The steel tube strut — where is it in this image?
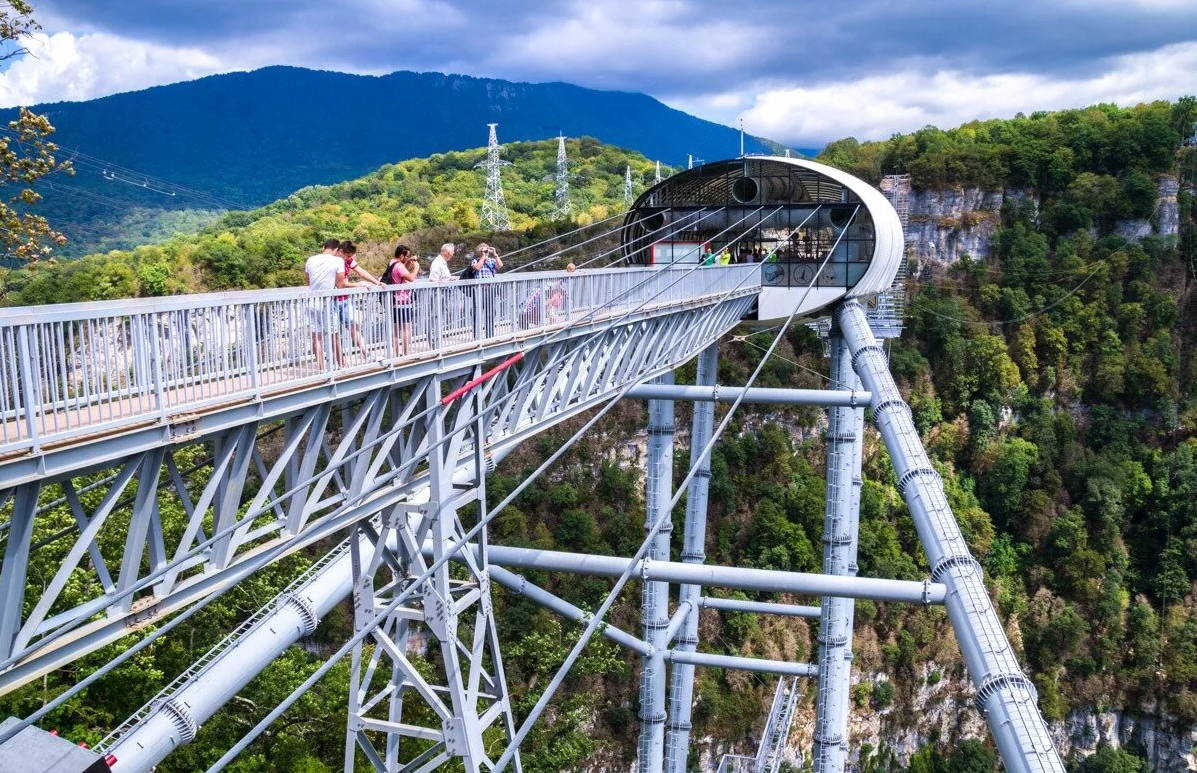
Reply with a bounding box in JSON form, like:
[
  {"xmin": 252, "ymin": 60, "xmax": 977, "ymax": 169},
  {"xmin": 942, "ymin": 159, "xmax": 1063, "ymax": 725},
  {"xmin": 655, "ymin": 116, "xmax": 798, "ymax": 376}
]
[
  {"xmin": 626, "ymin": 384, "xmax": 871, "ymax": 407},
  {"xmin": 489, "ymin": 566, "xmax": 651, "ymax": 656},
  {"xmin": 470, "ymin": 546, "xmax": 946, "ymax": 604},
  {"xmin": 661, "ymin": 651, "xmax": 818, "ymax": 678},
  {"xmin": 664, "ymin": 344, "xmax": 716, "ymax": 773},
  {"xmin": 813, "ymin": 336, "xmax": 864, "ymax": 773},
  {"xmin": 698, "ymin": 597, "xmax": 821, "ymax": 618},
  {"xmin": 640, "ymin": 372, "xmax": 674, "ymax": 773},
  {"xmin": 836, "ymin": 299, "xmax": 1064, "ymax": 773}
]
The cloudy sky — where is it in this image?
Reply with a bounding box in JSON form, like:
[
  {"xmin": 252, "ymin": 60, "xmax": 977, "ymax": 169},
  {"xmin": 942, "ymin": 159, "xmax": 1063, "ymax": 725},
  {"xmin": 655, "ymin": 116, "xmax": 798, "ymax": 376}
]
[{"xmin": 1, "ymin": 0, "xmax": 1195, "ymax": 147}]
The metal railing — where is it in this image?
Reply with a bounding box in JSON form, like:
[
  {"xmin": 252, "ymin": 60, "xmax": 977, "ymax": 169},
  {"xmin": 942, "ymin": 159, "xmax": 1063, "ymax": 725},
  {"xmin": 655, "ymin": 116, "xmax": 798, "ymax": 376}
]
[{"xmin": 0, "ymin": 265, "xmax": 761, "ymax": 456}]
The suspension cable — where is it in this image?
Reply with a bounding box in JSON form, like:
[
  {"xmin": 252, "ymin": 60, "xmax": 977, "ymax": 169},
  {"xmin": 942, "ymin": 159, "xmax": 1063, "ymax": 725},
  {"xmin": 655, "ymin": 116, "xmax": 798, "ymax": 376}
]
[
  {"xmin": 196, "ymin": 223, "xmax": 790, "ymax": 773},
  {"xmin": 501, "ymin": 210, "xmax": 641, "ymax": 272},
  {"xmin": 3, "ymin": 203, "xmax": 789, "ymax": 749},
  {"xmin": 0, "ymin": 208, "xmax": 767, "ymax": 676},
  {"xmin": 488, "ymin": 209, "xmax": 838, "ymax": 773},
  {"xmin": 573, "ymin": 206, "xmax": 734, "ymax": 270}
]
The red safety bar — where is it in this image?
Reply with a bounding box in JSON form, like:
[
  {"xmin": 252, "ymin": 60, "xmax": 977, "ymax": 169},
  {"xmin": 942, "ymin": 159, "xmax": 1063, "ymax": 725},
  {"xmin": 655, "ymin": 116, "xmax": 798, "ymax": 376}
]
[{"xmin": 440, "ymin": 352, "xmax": 526, "ymax": 406}]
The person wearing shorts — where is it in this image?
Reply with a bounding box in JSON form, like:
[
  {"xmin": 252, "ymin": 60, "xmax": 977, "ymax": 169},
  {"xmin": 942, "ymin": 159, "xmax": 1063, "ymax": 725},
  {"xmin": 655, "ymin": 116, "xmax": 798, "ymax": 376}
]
[
  {"xmin": 336, "ymin": 240, "xmax": 385, "ymax": 365},
  {"xmin": 305, "ymin": 238, "xmax": 348, "ymax": 369}
]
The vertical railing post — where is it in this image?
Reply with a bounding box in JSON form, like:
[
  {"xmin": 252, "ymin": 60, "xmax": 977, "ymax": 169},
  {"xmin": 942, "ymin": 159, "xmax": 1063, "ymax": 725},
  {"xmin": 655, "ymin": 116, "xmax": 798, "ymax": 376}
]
[
  {"xmin": 16, "ymin": 326, "xmax": 40, "ymax": 452},
  {"xmin": 149, "ymin": 315, "xmax": 168, "ymax": 421},
  {"xmin": 473, "ymin": 282, "xmax": 483, "ymax": 341},
  {"xmin": 434, "ymin": 287, "xmax": 445, "ymax": 350},
  {"xmin": 246, "ymin": 306, "xmax": 261, "ymax": 397}
]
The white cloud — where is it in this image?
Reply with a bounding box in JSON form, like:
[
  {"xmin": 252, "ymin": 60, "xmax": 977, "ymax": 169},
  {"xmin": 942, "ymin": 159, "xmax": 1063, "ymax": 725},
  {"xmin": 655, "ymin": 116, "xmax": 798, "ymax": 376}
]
[
  {"xmin": 0, "ymin": 31, "xmax": 225, "ymax": 107},
  {"xmin": 736, "ymin": 41, "xmax": 1197, "ymax": 147},
  {"xmin": 486, "ymin": 0, "xmax": 766, "ymax": 85}
]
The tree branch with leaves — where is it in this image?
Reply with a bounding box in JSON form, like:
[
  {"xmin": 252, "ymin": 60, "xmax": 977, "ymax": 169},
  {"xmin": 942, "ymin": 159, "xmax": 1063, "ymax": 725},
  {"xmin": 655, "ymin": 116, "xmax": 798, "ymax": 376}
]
[{"xmin": 0, "ymin": 0, "xmax": 72, "ymax": 263}]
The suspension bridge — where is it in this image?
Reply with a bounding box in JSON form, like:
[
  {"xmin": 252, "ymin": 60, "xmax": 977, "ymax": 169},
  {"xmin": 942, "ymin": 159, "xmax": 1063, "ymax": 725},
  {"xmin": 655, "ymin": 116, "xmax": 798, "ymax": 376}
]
[{"xmin": 0, "ymin": 157, "xmax": 1063, "ymax": 773}]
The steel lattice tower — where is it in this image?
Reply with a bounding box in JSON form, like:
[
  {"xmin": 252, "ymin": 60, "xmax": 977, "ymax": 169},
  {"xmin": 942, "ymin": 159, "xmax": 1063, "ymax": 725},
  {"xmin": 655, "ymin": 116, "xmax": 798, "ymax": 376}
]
[
  {"xmin": 550, "ymin": 134, "xmax": 572, "ymax": 221},
  {"xmin": 624, "ymin": 165, "xmax": 635, "ymax": 208},
  {"xmin": 477, "ymin": 123, "xmax": 512, "ymax": 231},
  {"xmin": 654, "ymin": 161, "xmax": 662, "ymax": 185}
]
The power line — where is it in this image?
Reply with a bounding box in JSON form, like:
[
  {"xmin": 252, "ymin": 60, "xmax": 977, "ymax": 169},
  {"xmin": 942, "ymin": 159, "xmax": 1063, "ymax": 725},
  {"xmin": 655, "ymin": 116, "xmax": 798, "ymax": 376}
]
[{"xmin": 908, "ymin": 260, "xmax": 1108, "ymax": 326}]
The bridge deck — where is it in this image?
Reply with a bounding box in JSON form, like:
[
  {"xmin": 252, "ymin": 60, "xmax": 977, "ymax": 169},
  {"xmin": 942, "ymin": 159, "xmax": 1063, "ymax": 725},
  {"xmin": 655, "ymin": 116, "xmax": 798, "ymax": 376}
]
[{"xmin": 0, "ymin": 266, "xmax": 760, "ymax": 458}]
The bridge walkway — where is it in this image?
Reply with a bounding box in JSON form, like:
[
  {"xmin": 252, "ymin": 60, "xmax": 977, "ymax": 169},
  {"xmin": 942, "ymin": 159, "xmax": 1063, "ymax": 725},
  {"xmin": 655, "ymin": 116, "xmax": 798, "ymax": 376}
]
[{"xmin": 0, "ymin": 266, "xmax": 760, "ymax": 468}]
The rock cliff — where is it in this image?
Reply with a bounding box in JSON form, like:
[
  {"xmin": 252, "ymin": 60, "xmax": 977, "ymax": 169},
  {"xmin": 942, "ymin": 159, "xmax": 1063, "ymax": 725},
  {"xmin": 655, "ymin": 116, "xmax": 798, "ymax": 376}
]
[{"xmin": 905, "ymin": 176, "xmax": 1179, "ymax": 264}]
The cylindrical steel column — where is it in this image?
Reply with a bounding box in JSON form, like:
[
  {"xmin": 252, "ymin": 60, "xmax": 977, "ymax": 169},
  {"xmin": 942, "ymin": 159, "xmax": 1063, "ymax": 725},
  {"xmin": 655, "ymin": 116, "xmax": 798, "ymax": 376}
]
[
  {"xmin": 664, "ymin": 345, "xmax": 717, "ymax": 773},
  {"xmin": 640, "ymin": 372, "xmax": 675, "ymax": 773},
  {"xmin": 837, "ymin": 299, "xmax": 1064, "ymax": 773},
  {"xmin": 813, "ymin": 336, "xmax": 864, "ymax": 773}
]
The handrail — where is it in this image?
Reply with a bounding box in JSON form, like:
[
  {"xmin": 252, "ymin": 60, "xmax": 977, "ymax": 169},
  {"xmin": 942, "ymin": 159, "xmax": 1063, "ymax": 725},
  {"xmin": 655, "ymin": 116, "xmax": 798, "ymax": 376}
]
[
  {"xmin": 0, "ymin": 267, "xmax": 602, "ymax": 325},
  {"xmin": 0, "ymin": 266, "xmax": 762, "ymax": 456}
]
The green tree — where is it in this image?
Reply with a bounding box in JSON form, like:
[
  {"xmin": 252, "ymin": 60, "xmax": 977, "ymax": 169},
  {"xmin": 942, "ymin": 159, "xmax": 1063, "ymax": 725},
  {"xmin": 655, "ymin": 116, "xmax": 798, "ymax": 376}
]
[{"xmin": 0, "ymin": 1, "xmax": 73, "ymax": 265}]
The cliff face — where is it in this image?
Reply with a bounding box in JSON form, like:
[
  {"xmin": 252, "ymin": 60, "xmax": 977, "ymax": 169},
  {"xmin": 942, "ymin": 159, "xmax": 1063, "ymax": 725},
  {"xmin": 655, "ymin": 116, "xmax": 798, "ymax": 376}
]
[
  {"xmin": 689, "ymin": 670, "xmax": 1197, "ymax": 773},
  {"xmin": 905, "ymin": 176, "xmax": 1180, "ymax": 264}
]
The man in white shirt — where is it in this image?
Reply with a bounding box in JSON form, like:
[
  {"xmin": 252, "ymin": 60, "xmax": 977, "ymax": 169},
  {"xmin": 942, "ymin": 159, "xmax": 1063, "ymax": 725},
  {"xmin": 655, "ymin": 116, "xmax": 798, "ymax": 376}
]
[
  {"xmin": 429, "ymin": 243, "xmax": 455, "ymax": 283},
  {"xmin": 305, "ymin": 238, "xmax": 349, "ymax": 369}
]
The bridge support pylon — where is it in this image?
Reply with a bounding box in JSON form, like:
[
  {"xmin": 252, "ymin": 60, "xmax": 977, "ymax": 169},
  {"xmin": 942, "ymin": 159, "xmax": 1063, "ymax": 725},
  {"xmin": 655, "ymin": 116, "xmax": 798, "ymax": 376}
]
[
  {"xmin": 640, "ymin": 372, "xmax": 676, "ymax": 773},
  {"xmin": 812, "ymin": 335, "xmax": 864, "ymax": 773},
  {"xmin": 342, "ymin": 373, "xmax": 521, "ymax": 773},
  {"xmin": 664, "ymin": 344, "xmax": 718, "ymax": 773},
  {"xmin": 837, "ymin": 299, "xmax": 1065, "ymax": 773}
]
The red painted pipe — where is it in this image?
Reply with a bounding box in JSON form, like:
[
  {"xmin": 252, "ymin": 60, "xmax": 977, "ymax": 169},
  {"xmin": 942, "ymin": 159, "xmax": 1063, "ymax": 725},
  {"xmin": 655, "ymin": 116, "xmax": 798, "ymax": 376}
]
[{"xmin": 441, "ymin": 352, "xmax": 525, "ymax": 406}]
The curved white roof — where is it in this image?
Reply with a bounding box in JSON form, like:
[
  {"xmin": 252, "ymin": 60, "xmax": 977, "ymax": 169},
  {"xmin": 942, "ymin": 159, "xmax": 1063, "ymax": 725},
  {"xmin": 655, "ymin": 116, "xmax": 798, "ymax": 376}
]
[{"xmin": 752, "ymin": 156, "xmax": 904, "ymax": 299}]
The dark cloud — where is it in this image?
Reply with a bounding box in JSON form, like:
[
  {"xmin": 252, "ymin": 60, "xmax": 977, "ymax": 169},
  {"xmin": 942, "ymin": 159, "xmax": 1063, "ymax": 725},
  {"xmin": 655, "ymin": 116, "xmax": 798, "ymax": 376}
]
[{"xmin": 37, "ymin": 0, "xmax": 1197, "ymax": 98}]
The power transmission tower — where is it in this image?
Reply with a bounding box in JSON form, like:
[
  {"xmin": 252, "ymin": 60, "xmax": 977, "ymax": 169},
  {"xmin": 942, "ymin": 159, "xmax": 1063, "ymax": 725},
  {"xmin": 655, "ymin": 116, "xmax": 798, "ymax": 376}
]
[
  {"xmin": 624, "ymin": 165, "xmax": 635, "ymax": 208},
  {"xmin": 477, "ymin": 123, "xmax": 512, "ymax": 231},
  {"xmin": 551, "ymin": 134, "xmax": 572, "ymax": 221},
  {"xmin": 654, "ymin": 161, "xmax": 662, "ymax": 185}
]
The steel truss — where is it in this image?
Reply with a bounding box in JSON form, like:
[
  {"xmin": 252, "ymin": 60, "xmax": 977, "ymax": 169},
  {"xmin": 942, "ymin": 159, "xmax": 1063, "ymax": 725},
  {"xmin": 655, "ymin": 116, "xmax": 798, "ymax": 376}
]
[
  {"xmin": 0, "ymin": 293, "xmax": 1066, "ymax": 773},
  {"xmin": 342, "ymin": 374, "xmax": 520, "ymax": 773},
  {"xmin": 0, "ymin": 295, "xmax": 754, "ymax": 696}
]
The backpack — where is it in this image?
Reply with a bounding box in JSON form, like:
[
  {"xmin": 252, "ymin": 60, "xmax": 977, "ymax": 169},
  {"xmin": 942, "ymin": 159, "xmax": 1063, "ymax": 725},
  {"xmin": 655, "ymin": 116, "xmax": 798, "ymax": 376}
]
[{"xmin": 459, "ymin": 264, "xmax": 477, "ymax": 281}]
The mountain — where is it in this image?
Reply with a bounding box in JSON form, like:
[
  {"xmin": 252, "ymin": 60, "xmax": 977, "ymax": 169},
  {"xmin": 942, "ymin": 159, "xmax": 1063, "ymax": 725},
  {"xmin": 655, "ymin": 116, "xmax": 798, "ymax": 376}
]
[{"xmin": 9, "ymin": 66, "xmax": 788, "ymax": 257}]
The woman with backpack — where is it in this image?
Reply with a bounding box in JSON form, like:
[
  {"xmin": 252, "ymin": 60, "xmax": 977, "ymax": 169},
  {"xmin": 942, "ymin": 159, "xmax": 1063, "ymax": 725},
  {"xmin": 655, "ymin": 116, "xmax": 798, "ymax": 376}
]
[{"xmin": 384, "ymin": 245, "xmax": 420, "ymax": 356}]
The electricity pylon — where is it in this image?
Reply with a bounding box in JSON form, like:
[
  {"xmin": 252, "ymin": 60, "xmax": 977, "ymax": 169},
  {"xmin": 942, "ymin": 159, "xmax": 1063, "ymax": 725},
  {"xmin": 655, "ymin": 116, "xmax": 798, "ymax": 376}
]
[
  {"xmin": 551, "ymin": 134, "xmax": 572, "ymax": 221},
  {"xmin": 654, "ymin": 161, "xmax": 662, "ymax": 185},
  {"xmin": 477, "ymin": 123, "xmax": 512, "ymax": 231},
  {"xmin": 624, "ymin": 165, "xmax": 635, "ymax": 208}
]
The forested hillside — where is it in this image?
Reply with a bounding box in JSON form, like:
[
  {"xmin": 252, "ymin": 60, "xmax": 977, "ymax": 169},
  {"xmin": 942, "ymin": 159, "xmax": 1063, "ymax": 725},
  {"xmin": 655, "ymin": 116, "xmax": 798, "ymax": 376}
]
[
  {"xmin": 2, "ymin": 100, "xmax": 1195, "ymax": 772},
  {"xmin": 1, "ymin": 137, "xmax": 652, "ymax": 304},
  {"xmin": 15, "ymin": 66, "xmax": 787, "ymax": 258}
]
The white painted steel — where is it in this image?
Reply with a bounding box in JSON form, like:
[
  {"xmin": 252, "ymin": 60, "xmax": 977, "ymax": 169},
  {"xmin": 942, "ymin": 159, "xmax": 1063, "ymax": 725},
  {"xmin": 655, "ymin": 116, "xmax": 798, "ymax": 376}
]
[
  {"xmin": 837, "ymin": 299, "xmax": 1064, "ymax": 773},
  {"xmin": 812, "ymin": 337, "xmax": 864, "ymax": 773},
  {"xmin": 639, "ymin": 373, "xmax": 674, "ymax": 773},
  {"xmin": 626, "ymin": 383, "xmax": 871, "ymax": 407},
  {"xmin": 471, "ymin": 546, "xmax": 947, "ymax": 604},
  {"xmin": 0, "ymin": 266, "xmax": 761, "ymax": 455},
  {"xmin": 663, "ymin": 344, "xmax": 716, "ymax": 773}
]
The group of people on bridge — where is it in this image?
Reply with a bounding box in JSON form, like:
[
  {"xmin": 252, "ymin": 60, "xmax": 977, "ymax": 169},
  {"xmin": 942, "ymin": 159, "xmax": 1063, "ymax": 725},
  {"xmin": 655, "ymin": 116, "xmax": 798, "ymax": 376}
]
[{"xmin": 303, "ymin": 237, "xmax": 577, "ymax": 369}]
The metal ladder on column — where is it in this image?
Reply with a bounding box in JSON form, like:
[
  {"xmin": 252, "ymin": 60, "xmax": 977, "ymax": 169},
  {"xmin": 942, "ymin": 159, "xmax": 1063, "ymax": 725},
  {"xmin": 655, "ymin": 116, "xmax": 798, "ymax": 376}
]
[
  {"xmin": 866, "ymin": 174, "xmax": 911, "ymax": 339},
  {"xmin": 716, "ymin": 677, "xmax": 801, "ymax": 773}
]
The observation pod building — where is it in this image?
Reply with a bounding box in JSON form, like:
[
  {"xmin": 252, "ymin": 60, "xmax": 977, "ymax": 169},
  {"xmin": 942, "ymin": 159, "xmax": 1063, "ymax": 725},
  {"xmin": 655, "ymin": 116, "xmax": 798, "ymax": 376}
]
[{"xmin": 621, "ymin": 156, "xmax": 904, "ymax": 320}]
